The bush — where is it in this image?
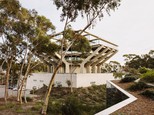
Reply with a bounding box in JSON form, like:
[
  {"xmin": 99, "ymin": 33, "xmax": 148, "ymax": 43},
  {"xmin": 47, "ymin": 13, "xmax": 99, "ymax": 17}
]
[
  {"xmin": 113, "ymin": 72, "xmax": 124, "ymax": 79},
  {"xmin": 140, "ymin": 90, "xmax": 154, "ymax": 100},
  {"xmin": 120, "ymin": 77, "xmax": 136, "ymax": 83},
  {"xmin": 128, "ymin": 82, "xmax": 150, "ymax": 91},
  {"xmin": 61, "ymin": 96, "xmax": 82, "ymax": 115},
  {"xmin": 139, "ymin": 67, "xmax": 149, "ymax": 74},
  {"xmin": 141, "ymin": 70, "xmax": 154, "ymax": 83},
  {"xmin": 47, "ymin": 99, "xmax": 62, "ymax": 114},
  {"xmin": 31, "ymin": 102, "xmax": 43, "ymax": 111},
  {"xmin": 120, "ymin": 74, "xmax": 137, "ymax": 83}
]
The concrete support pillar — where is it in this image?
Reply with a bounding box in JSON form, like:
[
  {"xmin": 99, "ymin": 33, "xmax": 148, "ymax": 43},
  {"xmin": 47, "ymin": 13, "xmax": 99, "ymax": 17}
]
[
  {"xmin": 86, "ymin": 65, "xmax": 91, "ymax": 73},
  {"xmin": 64, "ymin": 63, "xmax": 70, "ymax": 73},
  {"xmin": 92, "ymin": 65, "xmax": 97, "ymax": 73},
  {"xmin": 97, "ymin": 65, "xmax": 101, "ymax": 73},
  {"xmin": 80, "ymin": 64, "xmax": 85, "ymax": 73},
  {"xmin": 47, "ymin": 66, "xmax": 50, "ymax": 73}
]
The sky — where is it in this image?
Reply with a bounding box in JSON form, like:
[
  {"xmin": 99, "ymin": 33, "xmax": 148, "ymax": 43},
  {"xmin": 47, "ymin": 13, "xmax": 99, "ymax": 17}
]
[{"xmin": 19, "ymin": 0, "xmax": 154, "ymax": 65}]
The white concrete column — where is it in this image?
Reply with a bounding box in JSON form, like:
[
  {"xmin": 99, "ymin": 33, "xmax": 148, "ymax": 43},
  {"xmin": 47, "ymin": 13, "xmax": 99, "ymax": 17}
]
[
  {"xmin": 97, "ymin": 65, "xmax": 101, "ymax": 73},
  {"xmin": 92, "ymin": 66, "xmax": 97, "ymax": 73},
  {"xmin": 86, "ymin": 65, "xmax": 91, "ymax": 73},
  {"xmin": 64, "ymin": 62, "xmax": 69, "ymax": 73}
]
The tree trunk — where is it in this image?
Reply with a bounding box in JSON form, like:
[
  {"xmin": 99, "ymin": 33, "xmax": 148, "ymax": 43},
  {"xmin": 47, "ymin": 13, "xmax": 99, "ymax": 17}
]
[
  {"xmin": 41, "ymin": 62, "xmax": 61, "ymax": 115},
  {"xmin": 17, "ymin": 48, "xmax": 27, "ymax": 101},
  {"xmin": 4, "ymin": 57, "xmax": 13, "ymax": 102},
  {"xmin": 19, "ymin": 55, "xmax": 32, "ymax": 104}
]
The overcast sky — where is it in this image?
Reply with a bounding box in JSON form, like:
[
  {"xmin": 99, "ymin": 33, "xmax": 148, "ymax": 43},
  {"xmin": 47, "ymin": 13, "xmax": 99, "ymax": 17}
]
[{"xmin": 19, "ymin": 0, "xmax": 154, "ymax": 65}]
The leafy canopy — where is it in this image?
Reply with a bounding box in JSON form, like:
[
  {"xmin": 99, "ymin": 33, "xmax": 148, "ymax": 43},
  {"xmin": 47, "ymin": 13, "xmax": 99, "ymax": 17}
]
[{"xmin": 53, "ymin": 0, "xmax": 121, "ymax": 22}]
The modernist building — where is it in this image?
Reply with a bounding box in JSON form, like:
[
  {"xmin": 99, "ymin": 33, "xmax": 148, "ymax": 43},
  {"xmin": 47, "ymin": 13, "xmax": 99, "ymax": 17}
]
[
  {"xmin": 26, "ymin": 31, "xmax": 118, "ymax": 89},
  {"xmin": 49, "ymin": 31, "xmax": 118, "ymax": 74}
]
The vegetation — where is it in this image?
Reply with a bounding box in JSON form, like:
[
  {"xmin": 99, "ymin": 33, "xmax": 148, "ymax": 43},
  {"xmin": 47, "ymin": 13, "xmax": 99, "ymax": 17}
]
[
  {"xmin": 120, "ymin": 75, "xmax": 137, "ymax": 83},
  {"xmin": 140, "ymin": 89, "xmax": 154, "ymax": 100},
  {"xmin": 128, "ymin": 82, "xmax": 150, "ymax": 91},
  {"xmin": 0, "ymin": 85, "xmax": 106, "ymax": 115},
  {"xmin": 140, "ymin": 70, "xmax": 154, "ymax": 83},
  {"xmin": 123, "ymin": 50, "xmax": 154, "ymax": 69},
  {"xmin": 36, "ymin": 85, "xmax": 107, "ymax": 115}
]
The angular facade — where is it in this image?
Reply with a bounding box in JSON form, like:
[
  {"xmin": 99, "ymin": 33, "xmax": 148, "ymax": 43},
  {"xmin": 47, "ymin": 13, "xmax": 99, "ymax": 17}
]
[{"xmin": 49, "ymin": 31, "xmax": 118, "ymax": 74}]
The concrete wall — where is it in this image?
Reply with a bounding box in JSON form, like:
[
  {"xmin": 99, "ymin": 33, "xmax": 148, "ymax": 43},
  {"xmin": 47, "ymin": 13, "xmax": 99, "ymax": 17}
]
[
  {"xmin": 26, "ymin": 73, "xmax": 116, "ymax": 90},
  {"xmin": 26, "ymin": 73, "xmax": 77, "ymax": 90},
  {"xmin": 26, "ymin": 73, "xmax": 52, "ymax": 90},
  {"xmin": 76, "ymin": 73, "xmax": 116, "ymax": 88}
]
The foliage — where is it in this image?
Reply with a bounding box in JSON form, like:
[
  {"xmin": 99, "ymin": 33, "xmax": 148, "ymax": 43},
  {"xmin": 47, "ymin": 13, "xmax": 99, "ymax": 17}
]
[
  {"xmin": 102, "ymin": 61, "xmax": 121, "ymax": 73},
  {"xmin": 139, "ymin": 67, "xmax": 149, "ymax": 74},
  {"xmin": 31, "ymin": 102, "xmax": 43, "ymax": 111},
  {"xmin": 61, "ymin": 96, "xmax": 82, "ymax": 115},
  {"xmin": 46, "ymin": 85, "xmax": 106, "ymax": 115},
  {"xmin": 66, "ymin": 80, "xmax": 71, "ymax": 87},
  {"xmin": 140, "ymin": 90, "xmax": 154, "ymax": 100},
  {"xmin": 71, "ymin": 35, "xmax": 91, "ymax": 53},
  {"xmin": 113, "ymin": 72, "xmax": 124, "ymax": 79},
  {"xmin": 47, "ymin": 99, "xmax": 63, "ymax": 114},
  {"xmin": 53, "ymin": 0, "xmax": 121, "ymax": 22},
  {"xmin": 128, "ymin": 82, "xmax": 150, "ymax": 91},
  {"xmin": 123, "ymin": 50, "xmax": 154, "ymax": 69},
  {"xmin": 141, "ymin": 70, "xmax": 154, "ymax": 83},
  {"xmin": 120, "ymin": 75, "xmax": 137, "ymax": 83}
]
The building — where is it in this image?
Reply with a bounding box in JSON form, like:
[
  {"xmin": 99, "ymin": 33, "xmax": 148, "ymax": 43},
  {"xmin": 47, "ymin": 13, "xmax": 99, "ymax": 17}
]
[
  {"xmin": 49, "ymin": 31, "xmax": 118, "ymax": 74},
  {"xmin": 26, "ymin": 31, "xmax": 118, "ymax": 90}
]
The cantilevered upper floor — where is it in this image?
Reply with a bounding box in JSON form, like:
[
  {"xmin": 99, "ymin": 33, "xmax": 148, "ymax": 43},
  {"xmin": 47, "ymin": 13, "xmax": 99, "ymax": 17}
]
[{"xmin": 49, "ymin": 31, "xmax": 118, "ymax": 73}]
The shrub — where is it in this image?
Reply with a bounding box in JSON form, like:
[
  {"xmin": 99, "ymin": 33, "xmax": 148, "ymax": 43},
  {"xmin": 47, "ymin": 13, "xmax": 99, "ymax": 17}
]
[
  {"xmin": 141, "ymin": 70, "xmax": 154, "ymax": 83},
  {"xmin": 113, "ymin": 72, "xmax": 124, "ymax": 79},
  {"xmin": 128, "ymin": 82, "xmax": 150, "ymax": 91},
  {"xmin": 140, "ymin": 90, "xmax": 154, "ymax": 100},
  {"xmin": 31, "ymin": 102, "xmax": 43, "ymax": 111},
  {"xmin": 120, "ymin": 77, "xmax": 136, "ymax": 83},
  {"xmin": 47, "ymin": 98, "xmax": 62, "ymax": 114},
  {"xmin": 66, "ymin": 80, "xmax": 71, "ymax": 87},
  {"xmin": 120, "ymin": 74, "xmax": 137, "ymax": 83},
  {"xmin": 139, "ymin": 67, "xmax": 149, "ymax": 74},
  {"xmin": 61, "ymin": 96, "xmax": 82, "ymax": 115}
]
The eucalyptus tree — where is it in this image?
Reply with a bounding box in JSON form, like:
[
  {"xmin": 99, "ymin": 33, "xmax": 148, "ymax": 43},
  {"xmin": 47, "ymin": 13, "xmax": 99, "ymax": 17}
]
[
  {"xmin": 0, "ymin": 0, "xmax": 23, "ymax": 102},
  {"xmin": 109, "ymin": 61, "xmax": 121, "ymax": 72},
  {"xmin": 41, "ymin": 0, "xmax": 121, "ymax": 114},
  {"xmin": 123, "ymin": 50, "xmax": 154, "ymax": 70},
  {"xmin": 0, "ymin": 0, "xmax": 59, "ymax": 103},
  {"xmin": 17, "ymin": 11, "xmax": 60, "ymax": 104}
]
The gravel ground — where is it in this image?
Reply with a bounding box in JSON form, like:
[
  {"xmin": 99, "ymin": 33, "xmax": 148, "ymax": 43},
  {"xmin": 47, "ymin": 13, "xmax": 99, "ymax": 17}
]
[{"xmin": 111, "ymin": 81, "xmax": 154, "ymax": 115}]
